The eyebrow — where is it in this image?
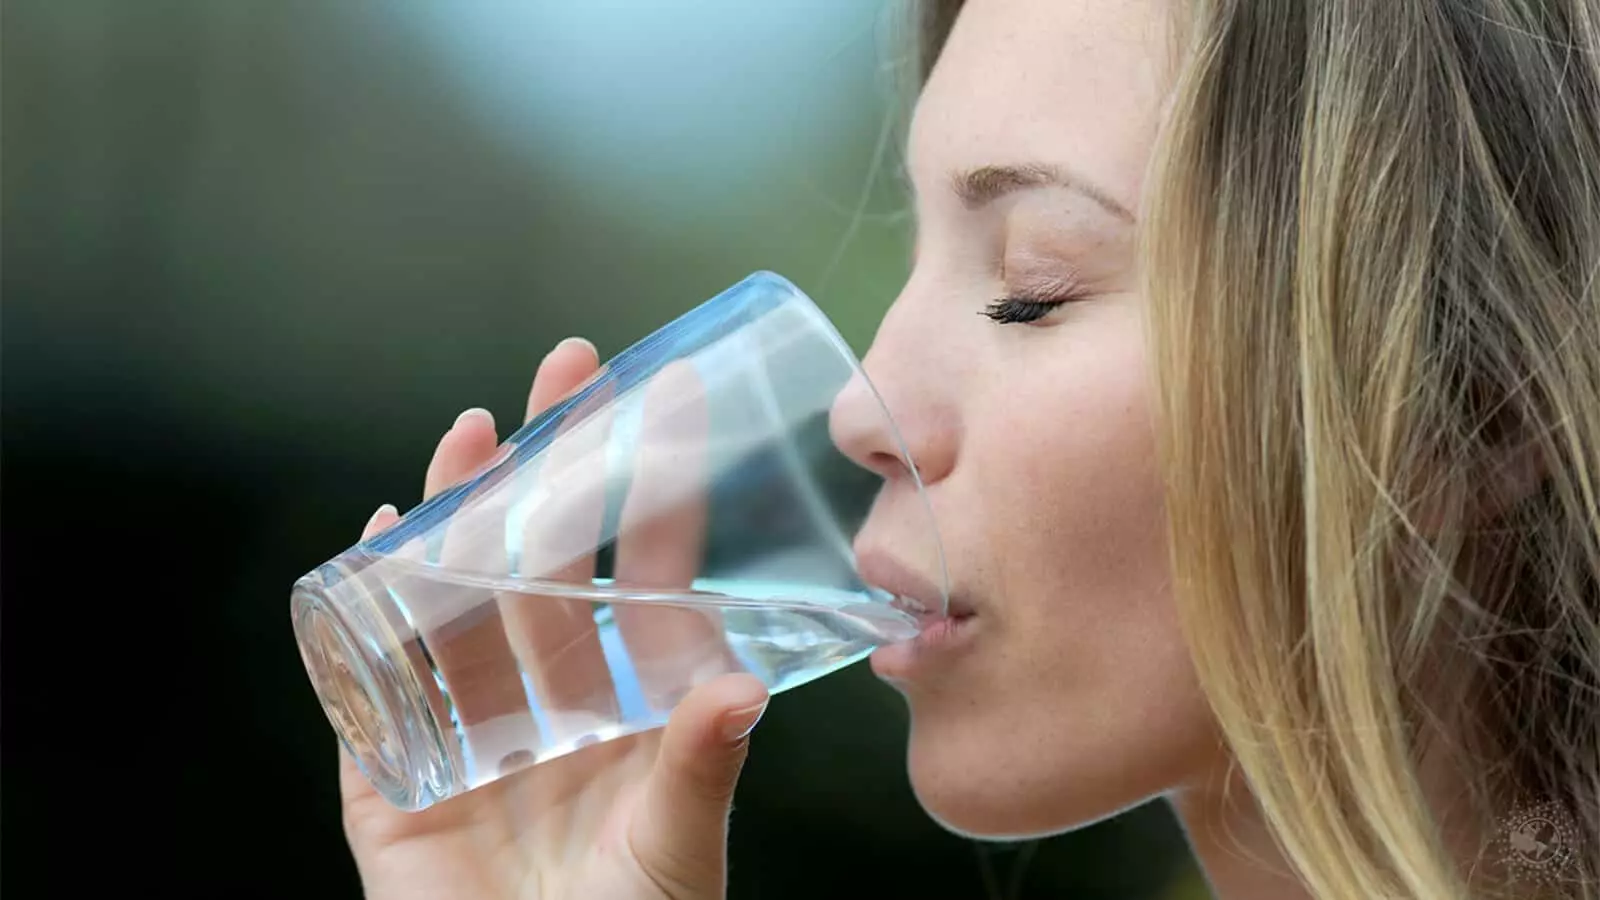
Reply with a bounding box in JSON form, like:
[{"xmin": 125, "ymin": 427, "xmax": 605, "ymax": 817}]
[{"xmin": 950, "ymin": 163, "xmax": 1135, "ymax": 223}]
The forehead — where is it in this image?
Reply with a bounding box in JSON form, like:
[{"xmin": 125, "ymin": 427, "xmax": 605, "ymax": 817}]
[{"xmin": 907, "ymin": 0, "xmax": 1170, "ymax": 213}]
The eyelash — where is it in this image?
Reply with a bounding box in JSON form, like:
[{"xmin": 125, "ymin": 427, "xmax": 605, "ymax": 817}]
[{"xmin": 980, "ymin": 294, "xmax": 1078, "ymax": 324}]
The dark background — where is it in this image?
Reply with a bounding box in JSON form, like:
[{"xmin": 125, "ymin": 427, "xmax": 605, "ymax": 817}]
[{"xmin": 3, "ymin": 2, "xmax": 1207, "ymax": 896}]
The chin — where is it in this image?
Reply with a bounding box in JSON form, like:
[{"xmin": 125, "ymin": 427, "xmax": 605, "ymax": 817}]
[{"xmin": 900, "ymin": 711, "xmax": 1174, "ymax": 841}]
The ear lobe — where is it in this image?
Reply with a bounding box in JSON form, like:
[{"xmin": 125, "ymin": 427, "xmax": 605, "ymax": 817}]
[
  {"xmin": 1472, "ymin": 439, "xmax": 1549, "ymax": 524},
  {"xmin": 1411, "ymin": 440, "xmax": 1548, "ymax": 537}
]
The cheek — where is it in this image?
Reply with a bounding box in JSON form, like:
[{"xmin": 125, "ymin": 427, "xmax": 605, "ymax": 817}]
[
  {"xmin": 902, "ymin": 317, "xmax": 1221, "ymax": 837},
  {"xmin": 986, "ymin": 317, "xmax": 1166, "ymax": 607},
  {"xmin": 904, "ymin": 631, "xmax": 1216, "ymax": 839}
]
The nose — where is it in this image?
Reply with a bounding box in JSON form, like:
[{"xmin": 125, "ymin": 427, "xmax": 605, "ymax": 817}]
[{"xmin": 828, "ymin": 309, "xmax": 958, "ymax": 487}]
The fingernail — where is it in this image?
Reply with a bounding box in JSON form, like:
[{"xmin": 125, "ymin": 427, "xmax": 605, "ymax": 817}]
[
  {"xmin": 365, "ymin": 503, "xmax": 398, "ymax": 532},
  {"xmin": 453, "ymin": 407, "xmax": 494, "ymax": 430},
  {"xmin": 555, "ymin": 336, "xmax": 596, "ymax": 356},
  {"xmin": 720, "ymin": 698, "xmax": 769, "ymax": 743}
]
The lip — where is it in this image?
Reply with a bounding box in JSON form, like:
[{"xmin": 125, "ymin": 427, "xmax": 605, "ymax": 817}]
[
  {"xmin": 855, "ymin": 548, "xmax": 964, "ymax": 620},
  {"xmin": 855, "ymin": 549, "xmax": 977, "ymax": 680},
  {"xmin": 868, "ymin": 610, "xmax": 978, "ymax": 681}
]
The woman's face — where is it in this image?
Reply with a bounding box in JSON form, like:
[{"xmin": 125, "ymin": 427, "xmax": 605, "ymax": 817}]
[{"xmin": 835, "ymin": 0, "xmax": 1225, "ymax": 838}]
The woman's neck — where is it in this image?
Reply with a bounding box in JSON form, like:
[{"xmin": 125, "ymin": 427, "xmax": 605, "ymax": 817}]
[
  {"xmin": 1165, "ymin": 729, "xmax": 1503, "ymax": 899},
  {"xmin": 1166, "ymin": 774, "xmax": 1316, "ymax": 900}
]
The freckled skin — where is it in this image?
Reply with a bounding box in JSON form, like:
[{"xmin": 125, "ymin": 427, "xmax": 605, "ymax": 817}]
[{"xmin": 833, "ymin": 0, "xmax": 1230, "ymax": 839}]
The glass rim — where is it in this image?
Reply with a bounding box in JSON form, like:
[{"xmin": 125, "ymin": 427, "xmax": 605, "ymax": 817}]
[
  {"xmin": 349, "ymin": 269, "xmax": 950, "ymax": 615},
  {"xmin": 749, "ymin": 271, "xmax": 952, "ymax": 615}
]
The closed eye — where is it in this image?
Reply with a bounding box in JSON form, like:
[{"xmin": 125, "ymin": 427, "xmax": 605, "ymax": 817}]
[{"xmin": 980, "ymin": 296, "xmax": 1073, "ymax": 324}]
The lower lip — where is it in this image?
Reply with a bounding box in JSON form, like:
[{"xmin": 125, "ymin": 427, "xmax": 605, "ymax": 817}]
[{"xmin": 869, "ymin": 613, "xmax": 977, "ymax": 680}]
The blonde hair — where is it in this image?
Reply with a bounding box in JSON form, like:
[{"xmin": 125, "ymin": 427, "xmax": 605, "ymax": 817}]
[{"xmin": 911, "ymin": 1, "xmax": 1600, "ymax": 897}]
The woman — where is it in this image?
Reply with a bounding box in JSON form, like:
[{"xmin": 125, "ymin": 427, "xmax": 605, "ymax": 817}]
[{"xmin": 337, "ymin": 1, "xmax": 1600, "ymax": 897}]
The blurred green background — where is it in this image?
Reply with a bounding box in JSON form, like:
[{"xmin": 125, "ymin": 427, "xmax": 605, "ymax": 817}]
[{"xmin": 3, "ymin": 2, "xmax": 1207, "ymax": 896}]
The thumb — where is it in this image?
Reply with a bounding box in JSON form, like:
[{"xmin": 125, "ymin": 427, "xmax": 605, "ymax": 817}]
[{"xmin": 629, "ymin": 673, "xmax": 769, "ymax": 897}]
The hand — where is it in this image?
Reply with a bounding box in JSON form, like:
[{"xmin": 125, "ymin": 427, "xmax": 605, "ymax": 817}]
[{"xmin": 339, "ymin": 337, "xmax": 770, "ymax": 900}]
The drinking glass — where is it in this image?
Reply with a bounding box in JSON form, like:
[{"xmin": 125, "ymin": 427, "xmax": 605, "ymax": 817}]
[{"xmin": 291, "ymin": 271, "xmax": 948, "ymax": 811}]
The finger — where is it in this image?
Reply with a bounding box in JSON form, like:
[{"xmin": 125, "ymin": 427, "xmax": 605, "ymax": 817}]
[
  {"xmin": 363, "ymin": 503, "xmax": 400, "ymax": 540},
  {"xmin": 339, "ymin": 738, "xmax": 397, "ymax": 849},
  {"xmin": 630, "ymin": 673, "xmax": 769, "ymax": 895},
  {"xmin": 354, "ymin": 496, "xmax": 469, "ymax": 786},
  {"xmin": 612, "ymin": 362, "xmax": 739, "ymax": 713},
  {"xmin": 501, "ymin": 345, "xmax": 621, "ymax": 747},
  {"xmin": 526, "ymin": 336, "xmax": 600, "ymax": 421},
  {"xmin": 415, "ymin": 408, "xmax": 544, "ymax": 779},
  {"xmin": 336, "ymin": 503, "xmax": 406, "ymax": 815},
  {"xmin": 337, "ymin": 502, "xmax": 467, "ymax": 843},
  {"xmin": 425, "ymin": 408, "xmax": 500, "ymax": 498}
]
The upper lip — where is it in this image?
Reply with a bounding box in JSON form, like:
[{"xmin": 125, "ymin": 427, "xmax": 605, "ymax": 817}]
[{"xmin": 855, "ymin": 548, "xmax": 971, "ymax": 620}]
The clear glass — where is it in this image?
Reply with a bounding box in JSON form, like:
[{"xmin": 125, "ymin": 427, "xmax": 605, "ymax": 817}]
[{"xmin": 291, "ymin": 271, "xmax": 949, "ymax": 811}]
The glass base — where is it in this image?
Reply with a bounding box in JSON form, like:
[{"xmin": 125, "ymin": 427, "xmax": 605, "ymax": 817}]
[{"xmin": 292, "ymin": 570, "xmax": 454, "ymax": 811}]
